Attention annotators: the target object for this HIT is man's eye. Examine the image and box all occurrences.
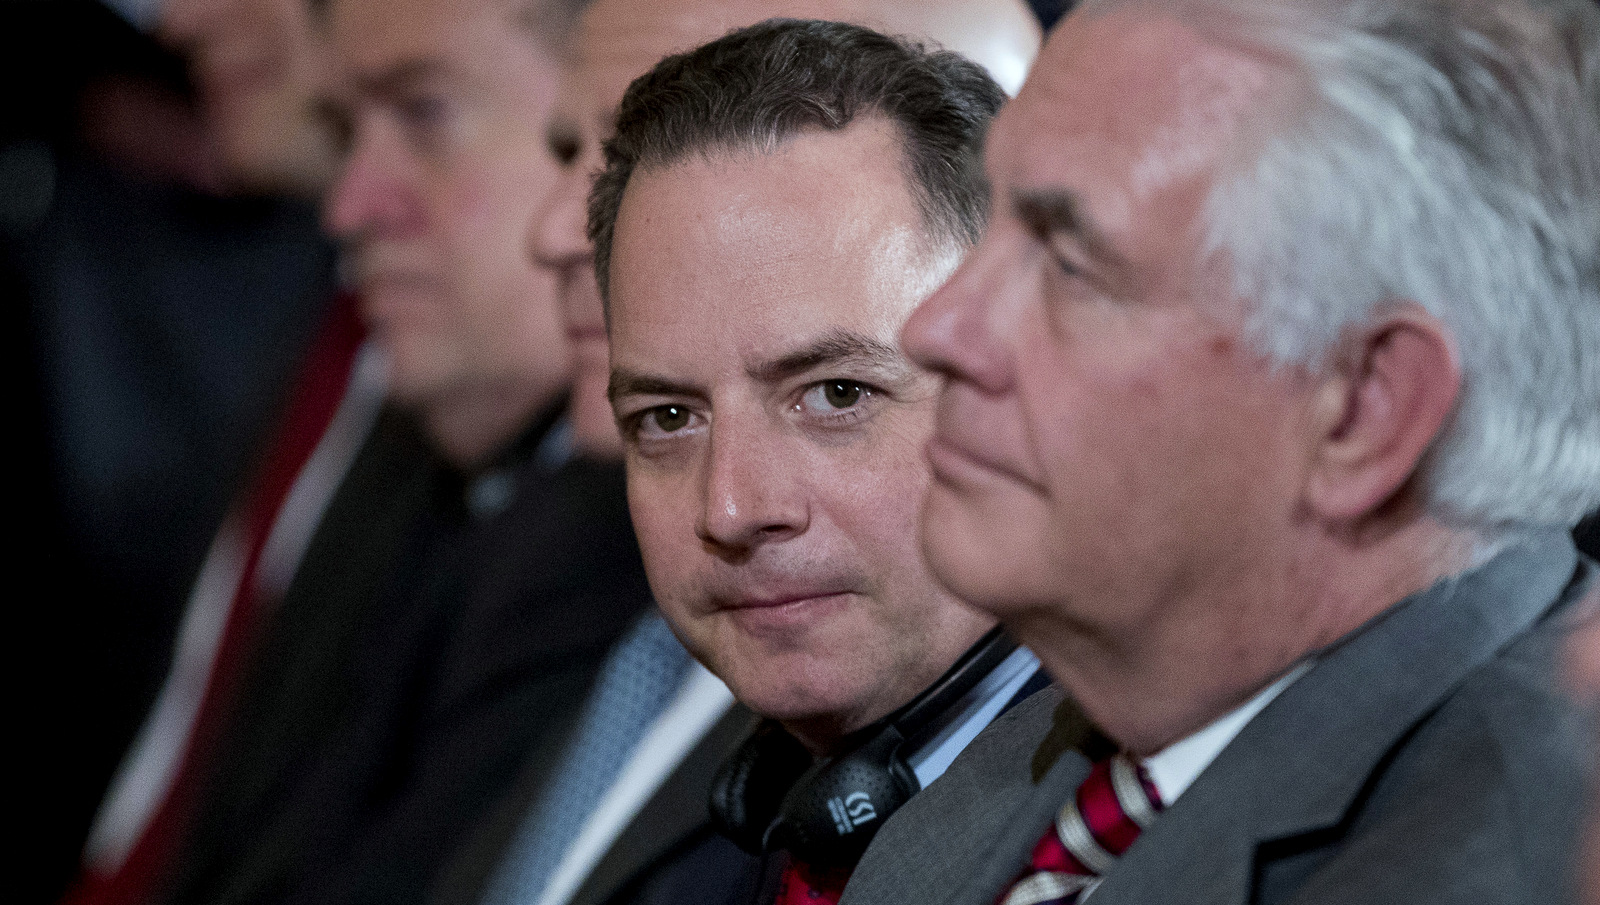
[400,96,444,127]
[315,101,355,157]
[546,121,581,165]
[394,94,452,150]
[797,380,875,419]
[821,381,864,409]
[651,405,692,433]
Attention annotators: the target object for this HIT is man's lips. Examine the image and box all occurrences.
[715,589,856,635]
[716,588,855,611]
[925,432,1043,492]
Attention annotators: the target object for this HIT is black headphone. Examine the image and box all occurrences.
[708,627,1019,867]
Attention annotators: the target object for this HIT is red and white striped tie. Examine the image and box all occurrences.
[999,754,1163,905]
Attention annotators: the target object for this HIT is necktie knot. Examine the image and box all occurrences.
[1000,754,1162,905]
[776,858,852,905]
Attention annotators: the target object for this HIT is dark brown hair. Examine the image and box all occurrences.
[588,17,1007,306]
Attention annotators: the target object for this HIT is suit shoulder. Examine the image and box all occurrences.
[1278,611,1590,905]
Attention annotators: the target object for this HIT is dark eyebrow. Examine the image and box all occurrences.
[746,329,910,385]
[608,330,910,403]
[1012,188,1125,272]
[608,370,704,403]
[353,59,452,102]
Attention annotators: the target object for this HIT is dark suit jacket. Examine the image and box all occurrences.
[842,533,1596,905]
[432,703,767,905]
[160,409,652,905]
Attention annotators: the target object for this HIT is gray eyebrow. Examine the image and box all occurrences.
[1012,187,1126,272]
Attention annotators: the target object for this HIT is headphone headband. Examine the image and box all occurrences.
[885,626,1017,739]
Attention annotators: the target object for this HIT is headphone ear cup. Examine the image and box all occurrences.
[768,728,920,868]
[709,721,814,854]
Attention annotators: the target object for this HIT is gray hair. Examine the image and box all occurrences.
[1091,0,1600,530]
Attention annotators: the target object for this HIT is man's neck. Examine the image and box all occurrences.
[1030,518,1485,757]
[417,379,567,471]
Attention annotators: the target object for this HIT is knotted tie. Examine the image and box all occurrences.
[775,858,852,905]
[999,754,1163,905]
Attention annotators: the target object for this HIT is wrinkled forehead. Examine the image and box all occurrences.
[990,6,1277,207]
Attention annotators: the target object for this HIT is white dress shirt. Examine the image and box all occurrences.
[1141,661,1314,806]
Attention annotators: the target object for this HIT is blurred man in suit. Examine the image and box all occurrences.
[841,0,1600,903]
[12,1,340,900]
[161,0,341,194]
[120,1,654,904]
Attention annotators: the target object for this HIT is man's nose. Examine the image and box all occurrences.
[902,237,1015,395]
[529,168,590,270]
[322,128,422,241]
[696,416,809,556]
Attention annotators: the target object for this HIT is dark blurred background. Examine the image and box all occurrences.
[3,0,1591,902]
[4,2,335,900]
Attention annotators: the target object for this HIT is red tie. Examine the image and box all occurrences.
[998,754,1163,905]
[61,293,366,905]
[775,858,852,905]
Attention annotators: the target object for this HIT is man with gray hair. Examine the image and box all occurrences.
[839,0,1600,903]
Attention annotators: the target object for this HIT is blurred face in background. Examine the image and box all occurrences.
[527,0,736,458]
[323,0,571,423]
[160,0,338,195]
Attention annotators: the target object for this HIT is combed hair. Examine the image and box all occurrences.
[1087,0,1600,530]
[588,18,1007,306]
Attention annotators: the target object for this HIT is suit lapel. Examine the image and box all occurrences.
[566,704,761,905]
[1090,532,1580,905]
[841,687,1095,905]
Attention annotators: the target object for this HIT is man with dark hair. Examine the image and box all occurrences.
[431,7,1039,905]
[590,19,1048,905]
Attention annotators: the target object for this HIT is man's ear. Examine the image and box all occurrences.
[1303,303,1461,522]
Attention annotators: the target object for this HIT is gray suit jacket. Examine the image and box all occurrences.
[842,532,1595,905]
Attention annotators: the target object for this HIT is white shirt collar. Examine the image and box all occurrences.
[1141,660,1314,806]
[905,646,1042,787]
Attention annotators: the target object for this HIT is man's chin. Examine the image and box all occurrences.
[728,677,880,752]
[701,628,901,745]
[920,489,1008,608]
[380,345,468,411]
